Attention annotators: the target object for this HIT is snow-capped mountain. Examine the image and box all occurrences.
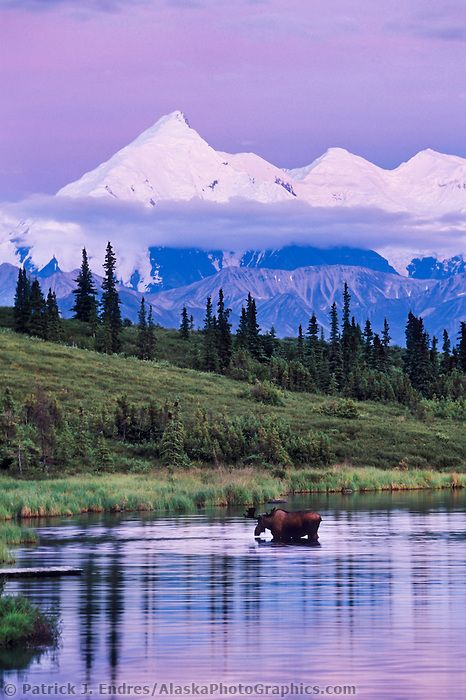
[1,109,465,335]
[58,110,466,216]
[58,111,294,205]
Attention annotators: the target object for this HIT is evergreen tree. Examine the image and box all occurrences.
[179,306,191,340]
[363,319,374,367]
[245,293,262,360]
[328,302,342,386]
[458,322,466,373]
[382,318,391,348]
[145,304,156,360]
[44,288,61,341]
[202,296,218,371]
[442,329,451,373]
[13,268,31,334]
[305,313,320,380]
[100,242,122,353]
[341,282,353,382]
[262,326,278,358]
[216,288,232,370]
[236,307,248,349]
[404,312,432,394]
[297,324,305,362]
[160,401,189,469]
[29,279,46,338]
[71,248,98,325]
[136,297,148,359]
[306,314,319,353]
[430,335,440,380]
[372,334,385,372]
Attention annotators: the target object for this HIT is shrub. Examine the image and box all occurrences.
[320,399,361,419]
[248,380,284,406]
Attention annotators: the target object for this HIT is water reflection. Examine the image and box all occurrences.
[1,491,466,699]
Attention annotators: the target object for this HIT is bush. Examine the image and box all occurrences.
[320,399,361,419]
[249,380,284,406]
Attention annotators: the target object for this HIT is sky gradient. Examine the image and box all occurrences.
[1,0,466,198]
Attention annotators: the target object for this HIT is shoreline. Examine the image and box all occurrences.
[0,467,464,522]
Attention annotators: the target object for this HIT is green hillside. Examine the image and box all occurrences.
[1,328,465,472]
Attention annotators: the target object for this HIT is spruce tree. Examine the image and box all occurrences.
[179,306,190,340]
[145,304,156,360]
[216,289,232,371]
[341,282,353,382]
[44,288,61,341]
[100,242,122,353]
[236,307,248,348]
[305,313,320,380]
[71,248,98,325]
[430,335,440,380]
[137,297,148,359]
[382,318,391,348]
[458,322,466,373]
[245,293,262,360]
[160,402,189,469]
[363,319,374,367]
[29,279,46,338]
[202,296,218,371]
[404,312,432,394]
[306,314,319,355]
[297,324,305,362]
[442,329,451,373]
[328,302,342,386]
[262,326,278,358]
[13,268,31,334]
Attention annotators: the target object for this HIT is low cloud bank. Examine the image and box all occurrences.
[0,194,465,282]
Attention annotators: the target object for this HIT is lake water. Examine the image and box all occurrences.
[1,490,466,700]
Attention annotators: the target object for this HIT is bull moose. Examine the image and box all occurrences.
[246,507,322,542]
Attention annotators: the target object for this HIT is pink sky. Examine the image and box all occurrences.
[1,0,466,198]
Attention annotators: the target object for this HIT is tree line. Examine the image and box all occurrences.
[11,244,466,404]
[184,281,466,404]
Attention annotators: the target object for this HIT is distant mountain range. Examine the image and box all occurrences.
[1,110,465,343]
[59,110,466,216]
[1,261,465,345]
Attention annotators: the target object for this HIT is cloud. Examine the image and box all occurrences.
[1,194,465,284]
[385,2,466,43]
[0,0,150,13]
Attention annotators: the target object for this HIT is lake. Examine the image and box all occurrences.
[1,490,466,699]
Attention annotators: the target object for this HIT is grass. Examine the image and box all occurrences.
[0,467,463,521]
[0,594,57,649]
[1,328,465,472]
[0,523,38,563]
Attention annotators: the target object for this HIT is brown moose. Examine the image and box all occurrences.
[249,507,322,542]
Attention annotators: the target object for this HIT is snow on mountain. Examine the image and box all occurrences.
[58,111,466,216]
[58,111,294,205]
[2,109,466,307]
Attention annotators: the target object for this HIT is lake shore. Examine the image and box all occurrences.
[0,467,464,521]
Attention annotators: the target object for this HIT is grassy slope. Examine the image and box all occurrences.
[1,329,465,472]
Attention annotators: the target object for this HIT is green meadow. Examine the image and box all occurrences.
[0,328,464,521]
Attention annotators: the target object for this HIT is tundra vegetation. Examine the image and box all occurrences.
[0,243,465,518]
[0,584,57,649]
